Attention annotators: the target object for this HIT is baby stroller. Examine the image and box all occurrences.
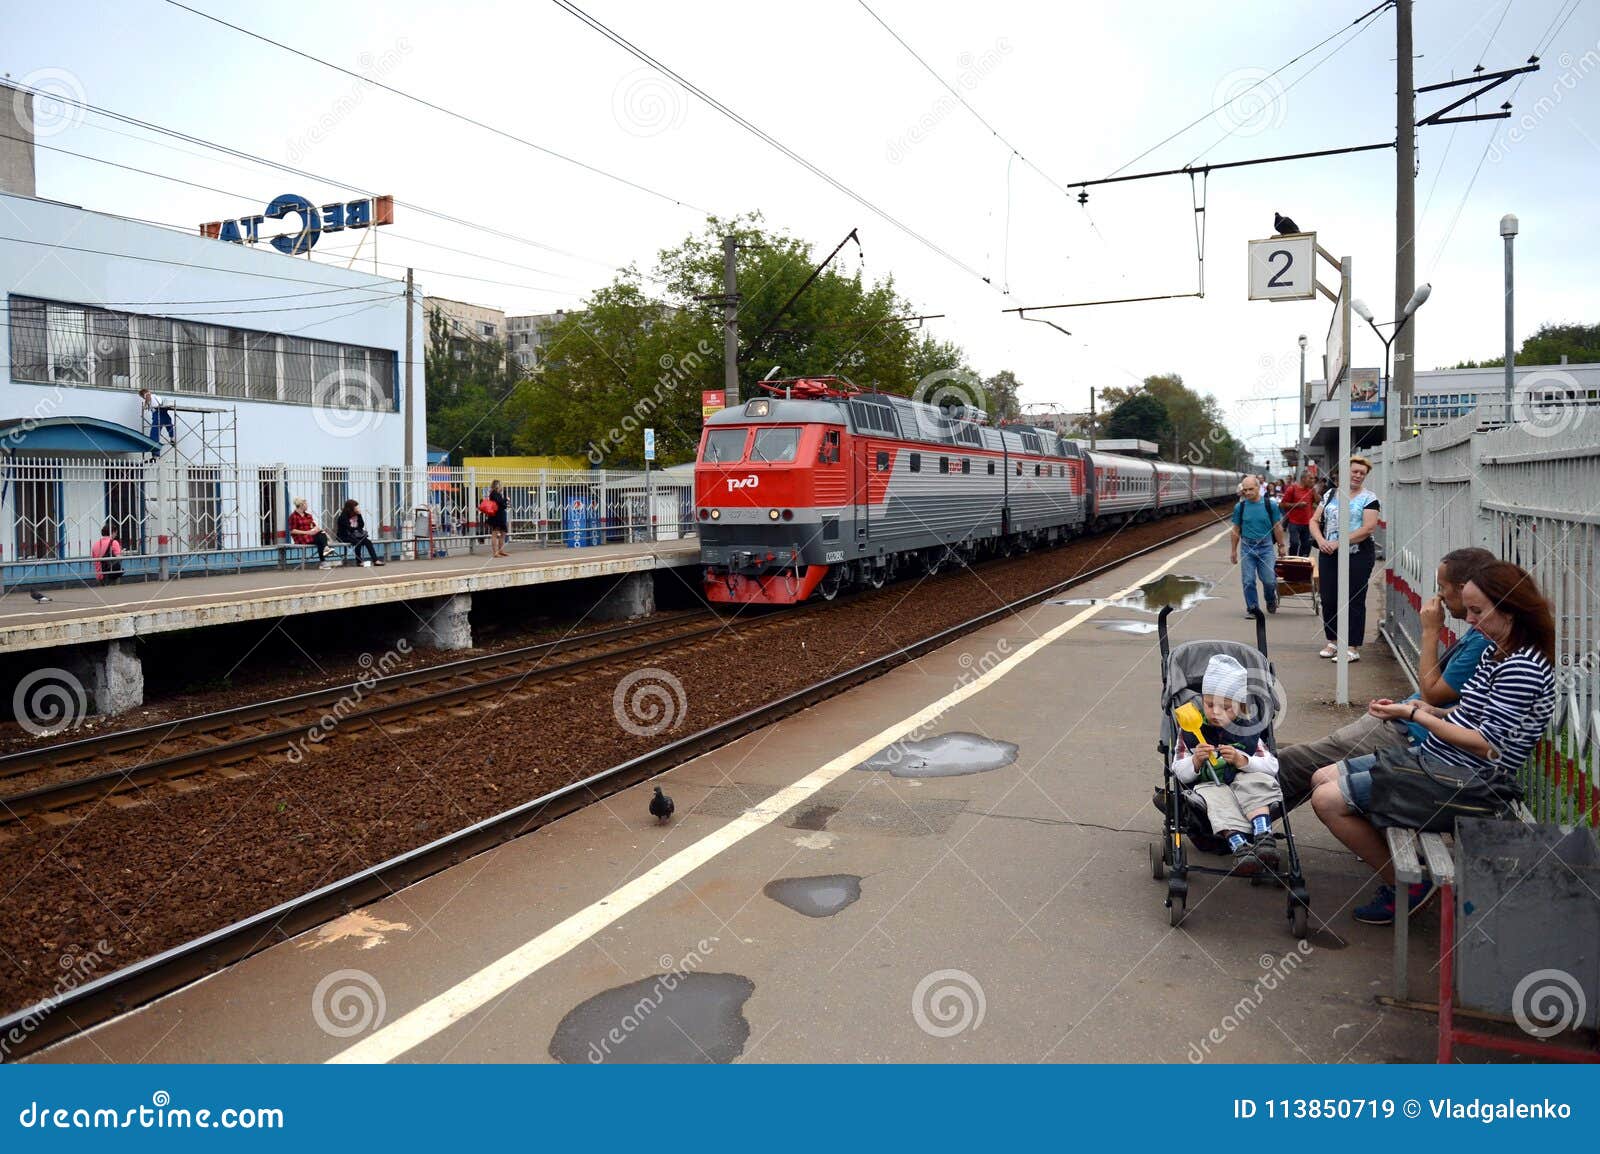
[1148,605,1311,938]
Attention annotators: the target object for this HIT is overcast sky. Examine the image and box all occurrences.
[8,0,1599,457]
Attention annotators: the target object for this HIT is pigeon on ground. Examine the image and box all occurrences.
[648,786,675,825]
[29,591,50,603]
[1274,212,1302,235]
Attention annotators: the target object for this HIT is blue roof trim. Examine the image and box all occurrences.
[0,416,160,454]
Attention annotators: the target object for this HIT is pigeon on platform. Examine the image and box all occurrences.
[29,591,50,603]
[1274,212,1302,235]
[648,786,675,825]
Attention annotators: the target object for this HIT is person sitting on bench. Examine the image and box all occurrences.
[335,499,383,568]
[290,497,332,570]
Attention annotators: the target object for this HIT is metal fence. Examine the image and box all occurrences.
[0,458,695,588]
[1378,408,1600,826]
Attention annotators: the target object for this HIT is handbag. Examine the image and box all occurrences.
[1366,745,1521,832]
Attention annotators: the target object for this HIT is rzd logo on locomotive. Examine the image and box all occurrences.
[725,475,759,492]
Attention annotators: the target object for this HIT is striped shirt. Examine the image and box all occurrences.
[1420,645,1554,778]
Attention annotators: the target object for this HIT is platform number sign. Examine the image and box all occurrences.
[1247,234,1316,302]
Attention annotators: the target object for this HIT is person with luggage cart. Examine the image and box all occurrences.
[1279,471,1317,557]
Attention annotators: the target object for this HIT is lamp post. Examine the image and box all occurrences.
[1501,213,1518,416]
[1352,283,1432,439]
[1297,333,1308,475]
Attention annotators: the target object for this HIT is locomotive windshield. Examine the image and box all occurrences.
[702,428,749,463]
[750,427,801,463]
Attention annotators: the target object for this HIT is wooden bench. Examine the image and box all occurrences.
[1385,826,1455,1003]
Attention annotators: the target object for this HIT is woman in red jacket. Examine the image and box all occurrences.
[290,497,333,570]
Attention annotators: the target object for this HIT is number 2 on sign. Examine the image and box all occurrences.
[1266,249,1294,288]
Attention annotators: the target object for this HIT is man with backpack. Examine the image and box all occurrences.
[1229,475,1287,616]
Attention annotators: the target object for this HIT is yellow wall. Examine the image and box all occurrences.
[462,455,591,473]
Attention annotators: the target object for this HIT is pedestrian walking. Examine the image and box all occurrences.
[1229,475,1287,616]
[1280,470,1317,556]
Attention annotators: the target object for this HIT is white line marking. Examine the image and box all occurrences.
[327,527,1229,1063]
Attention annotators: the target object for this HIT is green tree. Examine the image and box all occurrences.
[1106,393,1172,443]
[424,309,524,463]
[506,214,975,467]
[1452,321,1600,369]
[982,369,1024,422]
[1099,373,1245,467]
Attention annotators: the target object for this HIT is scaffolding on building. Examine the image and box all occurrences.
[151,404,241,564]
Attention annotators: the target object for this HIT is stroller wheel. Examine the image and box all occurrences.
[1168,889,1187,927]
[1148,841,1167,880]
[1288,890,1310,940]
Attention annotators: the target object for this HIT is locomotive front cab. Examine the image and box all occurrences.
[695,393,850,604]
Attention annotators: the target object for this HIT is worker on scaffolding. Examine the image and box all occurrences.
[139,388,177,454]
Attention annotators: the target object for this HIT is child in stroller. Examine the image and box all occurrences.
[1150,606,1310,936]
[1168,653,1282,875]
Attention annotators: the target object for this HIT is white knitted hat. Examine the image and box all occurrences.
[1202,654,1249,703]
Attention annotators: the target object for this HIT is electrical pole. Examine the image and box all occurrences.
[1089,387,1096,449]
[1394,0,1417,431]
[722,234,741,407]
[404,266,414,471]
[1501,214,1518,414]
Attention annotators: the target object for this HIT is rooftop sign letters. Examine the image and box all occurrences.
[201,194,395,256]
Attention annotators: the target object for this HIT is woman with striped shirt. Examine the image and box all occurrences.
[1309,561,1556,925]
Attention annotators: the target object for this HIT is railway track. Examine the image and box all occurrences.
[0,608,784,824]
[0,516,1221,1060]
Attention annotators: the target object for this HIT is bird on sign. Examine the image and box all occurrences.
[29,591,50,603]
[1274,212,1302,236]
[648,786,675,824]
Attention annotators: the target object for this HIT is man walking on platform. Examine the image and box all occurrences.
[1280,471,1317,556]
[1229,476,1287,617]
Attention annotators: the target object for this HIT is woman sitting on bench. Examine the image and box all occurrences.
[1309,561,1555,926]
[336,498,384,568]
[290,497,332,570]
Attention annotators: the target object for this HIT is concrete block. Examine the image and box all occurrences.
[406,593,473,651]
[593,571,655,622]
[59,639,145,717]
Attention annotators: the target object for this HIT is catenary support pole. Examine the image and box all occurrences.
[722,235,740,407]
[1336,257,1353,705]
[1394,0,1417,428]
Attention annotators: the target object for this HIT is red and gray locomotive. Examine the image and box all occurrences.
[695,377,1240,605]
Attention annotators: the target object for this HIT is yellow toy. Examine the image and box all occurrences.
[1174,700,1227,785]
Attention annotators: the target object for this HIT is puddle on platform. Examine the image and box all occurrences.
[789,803,840,831]
[1051,573,1215,614]
[1097,619,1159,635]
[296,910,411,952]
[856,732,1019,778]
[763,874,862,918]
[548,973,756,1064]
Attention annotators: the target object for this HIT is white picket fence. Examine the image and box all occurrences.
[0,459,695,587]
[1378,408,1600,825]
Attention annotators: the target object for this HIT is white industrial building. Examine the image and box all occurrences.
[0,191,425,581]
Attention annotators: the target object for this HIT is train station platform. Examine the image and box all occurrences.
[0,537,700,714]
[32,527,1445,1064]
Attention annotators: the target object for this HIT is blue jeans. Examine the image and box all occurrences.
[1239,538,1277,611]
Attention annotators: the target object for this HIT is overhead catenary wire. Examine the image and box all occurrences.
[5,80,636,271]
[856,1,1075,200]
[1100,0,1394,180]
[551,0,995,289]
[159,0,712,216]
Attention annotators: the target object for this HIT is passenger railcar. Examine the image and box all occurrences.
[695,377,1239,605]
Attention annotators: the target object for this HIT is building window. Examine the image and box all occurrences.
[247,334,279,401]
[215,328,248,398]
[177,322,211,394]
[321,467,349,530]
[283,337,314,404]
[136,315,173,392]
[257,469,280,546]
[8,298,47,383]
[106,465,142,551]
[47,304,89,384]
[15,466,60,560]
[186,466,221,551]
[90,312,130,389]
